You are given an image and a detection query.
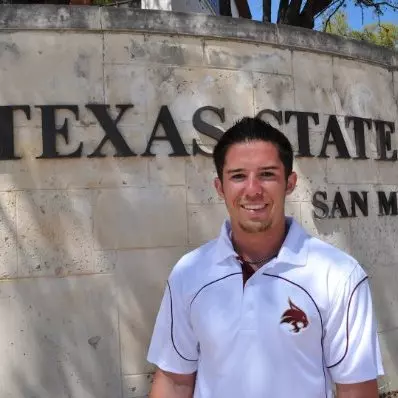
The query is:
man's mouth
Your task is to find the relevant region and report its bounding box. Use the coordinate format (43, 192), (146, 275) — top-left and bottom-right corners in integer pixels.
(240, 204), (268, 211)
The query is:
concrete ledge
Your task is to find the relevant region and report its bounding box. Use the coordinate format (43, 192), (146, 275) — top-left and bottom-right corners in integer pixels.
(0, 4), (396, 68)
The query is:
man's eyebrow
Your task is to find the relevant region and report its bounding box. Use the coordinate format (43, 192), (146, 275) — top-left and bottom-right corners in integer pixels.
(226, 166), (279, 174)
(226, 168), (245, 174)
(258, 166), (279, 171)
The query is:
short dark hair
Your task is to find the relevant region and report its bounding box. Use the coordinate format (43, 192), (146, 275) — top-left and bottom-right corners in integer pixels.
(212, 117), (293, 181)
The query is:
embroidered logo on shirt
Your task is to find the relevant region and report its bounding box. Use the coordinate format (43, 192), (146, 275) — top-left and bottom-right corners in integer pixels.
(280, 298), (309, 333)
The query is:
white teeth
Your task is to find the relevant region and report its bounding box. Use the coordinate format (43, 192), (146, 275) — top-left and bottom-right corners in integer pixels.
(242, 204), (266, 210)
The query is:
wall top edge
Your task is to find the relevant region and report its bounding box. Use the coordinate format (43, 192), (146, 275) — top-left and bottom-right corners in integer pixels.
(0, 4), (397, 68)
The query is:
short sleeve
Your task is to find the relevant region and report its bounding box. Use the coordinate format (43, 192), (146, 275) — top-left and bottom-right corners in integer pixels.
(147, 275), (199, 374)
(324, 264), (384, 384)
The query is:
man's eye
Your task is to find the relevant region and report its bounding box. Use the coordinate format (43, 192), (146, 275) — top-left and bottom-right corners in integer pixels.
(231, 174), (245, 180)
(260, 172), (274, 178)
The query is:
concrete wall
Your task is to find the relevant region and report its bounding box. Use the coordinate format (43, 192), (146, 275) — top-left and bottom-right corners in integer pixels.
(0, 5), (397, 397)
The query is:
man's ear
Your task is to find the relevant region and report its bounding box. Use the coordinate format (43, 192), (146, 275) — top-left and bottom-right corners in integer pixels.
(286, 172), (297, 196)
(214, 177), (225, 199)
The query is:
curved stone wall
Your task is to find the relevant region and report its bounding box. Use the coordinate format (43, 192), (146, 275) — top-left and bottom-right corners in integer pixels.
(0, 5), (397, 397)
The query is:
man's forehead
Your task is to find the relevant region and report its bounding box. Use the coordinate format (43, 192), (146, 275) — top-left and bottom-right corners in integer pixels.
(224, 142), (282, 166)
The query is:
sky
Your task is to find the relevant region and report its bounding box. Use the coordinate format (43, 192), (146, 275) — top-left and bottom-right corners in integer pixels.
(247, 0), (398, 30)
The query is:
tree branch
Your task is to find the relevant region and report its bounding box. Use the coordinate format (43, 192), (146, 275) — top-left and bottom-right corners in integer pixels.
(235, 0), (252, 18)
(322, 0), (345, 31)
(277, 0), (289, 23)
(297, 0), (334, 28)
(286, 0), (303, 24)
(356, 0), (398, 11)
(263, 0), (272, 22)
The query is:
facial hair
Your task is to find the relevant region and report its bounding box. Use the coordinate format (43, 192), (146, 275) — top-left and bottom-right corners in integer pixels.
(238, 218), (273, 233)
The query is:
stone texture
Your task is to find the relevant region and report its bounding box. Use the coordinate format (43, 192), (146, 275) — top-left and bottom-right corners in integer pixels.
(188, 204), (228, 246)
(0, 31), (103, 105)
(0, 192), (17, 279)
(0, 4), (101, 30)
(94, 250), (118, 274)
(0, 275), (121, 398)
(333, 58), (396, 121)
(104, 65), (148, 124)
(116, 247), (187, 375)
(378, 162), (398, 185)
(326, 158), (380, 184)
(288, 157), (328, 203)
(186, 156), (220, 204)
(204, 39), (292, 75)
(146, 66), (254, 122)
(93, 187), (187, 250)
(378, 329), (398, 393)
(349, 214), (397, 276)
(104, 34), (204, 67)
(123, 374), (154, 398)
(285, 201), (301, 222)
(300, 202), (352, 254)
(149, 156), (185, 186)
(101, 8), (148, 31)
(17, 190), (94, 277)
(0, 6), (396, 69)
(292, 51), (335, 114)
(253, 72), (295, 114)
(235, 18), (277, 43)
(371, 263), (398, 333)
(2, 126), (149, 191)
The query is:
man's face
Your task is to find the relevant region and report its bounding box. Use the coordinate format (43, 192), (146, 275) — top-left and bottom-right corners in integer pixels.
(214, 140), (297, 234)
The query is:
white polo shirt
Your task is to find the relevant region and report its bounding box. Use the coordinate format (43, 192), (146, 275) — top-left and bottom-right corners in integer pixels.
(147, 218), (383, 398)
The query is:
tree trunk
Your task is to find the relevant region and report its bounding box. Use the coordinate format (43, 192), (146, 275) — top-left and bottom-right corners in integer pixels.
(219, 0), (232, 16)
(263, 0), (271, 22)
(235, 0), (251, 18)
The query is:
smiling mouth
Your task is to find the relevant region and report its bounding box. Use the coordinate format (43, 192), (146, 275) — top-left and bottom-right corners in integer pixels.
(240, 204), (268, 211)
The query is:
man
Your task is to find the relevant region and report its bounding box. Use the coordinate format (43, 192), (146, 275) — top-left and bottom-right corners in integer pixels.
(147, 117), (383, 398)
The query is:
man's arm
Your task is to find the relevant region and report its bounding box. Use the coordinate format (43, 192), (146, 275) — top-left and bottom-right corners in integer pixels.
(149, 368), (196, 398)
(336, 379), (379, 398)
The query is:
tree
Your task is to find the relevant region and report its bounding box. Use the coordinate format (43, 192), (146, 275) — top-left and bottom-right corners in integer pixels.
(221, 0), (398, 30)
(323, 11), (398, 49)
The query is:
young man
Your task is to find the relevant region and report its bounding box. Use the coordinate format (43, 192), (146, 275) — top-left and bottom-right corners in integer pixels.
(147, 117), (383, 398)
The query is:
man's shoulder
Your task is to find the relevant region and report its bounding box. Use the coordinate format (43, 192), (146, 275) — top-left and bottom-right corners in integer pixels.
(169, 238), (219, 281)
(305, 233), (365, 280)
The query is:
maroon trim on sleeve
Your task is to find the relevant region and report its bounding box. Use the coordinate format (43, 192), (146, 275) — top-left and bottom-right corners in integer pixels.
(327, 276), (368, 369)
(167, 281), (197, 362)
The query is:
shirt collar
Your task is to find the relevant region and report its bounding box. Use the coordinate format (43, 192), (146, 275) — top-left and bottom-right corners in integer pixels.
(214, 217), (309, 267)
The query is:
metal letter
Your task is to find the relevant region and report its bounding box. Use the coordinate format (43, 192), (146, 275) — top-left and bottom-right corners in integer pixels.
(377, 191), (398, 216)
(192, 106), (225, 157)
(87, 104), (136, 158)
(312, 191), (329, 219)
(345, 116), (371, 160)
(285, 111), (319, 158)
(375, 120), (397, 161)
(0, 105), (30, 160)
(142, 106), (189, 157)
(330, 191), (350, 218)
(349, 191), (368, 217)
(319, 115), (350, 159)
(36, 105), (82, 159)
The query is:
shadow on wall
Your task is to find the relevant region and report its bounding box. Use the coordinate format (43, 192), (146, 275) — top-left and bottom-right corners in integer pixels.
(0, 154), (189, 397)
(300, 160), (398, 395)
(0, 169), (123, 397)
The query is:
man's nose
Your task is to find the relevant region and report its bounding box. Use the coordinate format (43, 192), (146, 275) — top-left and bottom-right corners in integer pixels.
(245, 176), (262, 197)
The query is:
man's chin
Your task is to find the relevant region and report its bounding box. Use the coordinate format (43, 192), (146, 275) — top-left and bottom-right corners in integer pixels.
(238, 219), (272, 233)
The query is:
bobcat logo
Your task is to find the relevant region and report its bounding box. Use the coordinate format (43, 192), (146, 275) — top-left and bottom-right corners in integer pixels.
(280, 298), (309, 334)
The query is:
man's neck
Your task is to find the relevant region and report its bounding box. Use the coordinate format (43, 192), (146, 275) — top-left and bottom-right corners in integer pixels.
(231, 220), (287, 265)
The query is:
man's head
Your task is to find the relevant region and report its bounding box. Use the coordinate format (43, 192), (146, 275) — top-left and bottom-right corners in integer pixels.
(213, 117), (297, 234)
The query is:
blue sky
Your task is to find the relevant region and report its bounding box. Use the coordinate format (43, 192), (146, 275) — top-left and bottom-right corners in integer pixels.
(248, 0), (398, 30)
